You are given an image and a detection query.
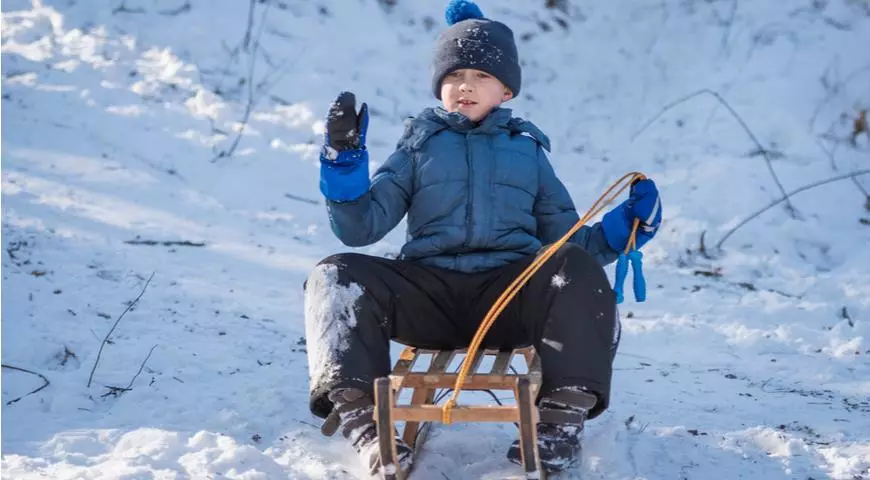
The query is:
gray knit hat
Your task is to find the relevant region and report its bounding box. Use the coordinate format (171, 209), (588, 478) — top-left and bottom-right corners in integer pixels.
(431, 0), (521, 99)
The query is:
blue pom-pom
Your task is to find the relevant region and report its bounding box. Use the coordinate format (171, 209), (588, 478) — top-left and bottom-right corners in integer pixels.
(445, 0), (484, 26)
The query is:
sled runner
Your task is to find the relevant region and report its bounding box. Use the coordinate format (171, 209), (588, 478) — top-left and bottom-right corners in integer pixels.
(374, 346), (549, 479)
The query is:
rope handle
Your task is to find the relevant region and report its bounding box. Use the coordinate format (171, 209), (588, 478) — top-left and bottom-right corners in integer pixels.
(441, 172), (647, 424)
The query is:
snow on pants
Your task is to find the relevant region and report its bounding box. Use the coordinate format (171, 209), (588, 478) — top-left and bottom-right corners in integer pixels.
(303, 243), (620, 421)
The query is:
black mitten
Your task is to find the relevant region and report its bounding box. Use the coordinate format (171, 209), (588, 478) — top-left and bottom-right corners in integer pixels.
(325, 91), (368, 153)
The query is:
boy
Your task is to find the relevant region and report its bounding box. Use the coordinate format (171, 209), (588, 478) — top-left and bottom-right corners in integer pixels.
(304, 0), (662, 476)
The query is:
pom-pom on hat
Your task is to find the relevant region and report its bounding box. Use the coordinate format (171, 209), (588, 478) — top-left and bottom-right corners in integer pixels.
(432, 0), (521, 99)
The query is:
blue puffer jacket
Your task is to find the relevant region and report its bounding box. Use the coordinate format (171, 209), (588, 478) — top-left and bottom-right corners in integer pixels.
(326, 107), (619, 273)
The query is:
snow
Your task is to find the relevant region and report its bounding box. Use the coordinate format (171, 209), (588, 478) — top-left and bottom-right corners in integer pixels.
(2, 0), (869, 479)
(550, 273), (568, 289)
(303, 263), (363, 392)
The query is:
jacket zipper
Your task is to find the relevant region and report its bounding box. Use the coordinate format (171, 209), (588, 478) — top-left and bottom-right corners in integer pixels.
(465, 132), (474, 246)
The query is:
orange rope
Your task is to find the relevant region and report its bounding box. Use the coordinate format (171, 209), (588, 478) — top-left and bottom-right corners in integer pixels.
(441, 172), (647, 424)
(626, 218), (640, 254)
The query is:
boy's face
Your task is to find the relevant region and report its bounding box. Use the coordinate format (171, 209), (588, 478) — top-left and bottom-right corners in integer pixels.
(440, 68), (513, 123)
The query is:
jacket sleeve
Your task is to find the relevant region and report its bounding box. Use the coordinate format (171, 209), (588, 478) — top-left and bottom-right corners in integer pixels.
(325, 147), (413, 247)
(533, 148), (620, 266)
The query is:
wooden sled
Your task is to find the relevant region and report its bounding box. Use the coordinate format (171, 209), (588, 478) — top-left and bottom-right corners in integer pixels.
(373, 346), (545, 479)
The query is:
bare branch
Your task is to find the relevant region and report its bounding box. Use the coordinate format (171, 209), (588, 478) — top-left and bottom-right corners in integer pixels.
(212, 101), (255, 162)
(100, 386), (130, 398)
(698, 230), (712, 260)
(101, 344), (159, 399)
(816, 137), (870, 199)
(212, 0), (274, 162)
(632, 89), (798, 217)
(3, 364), (50, 405)
(715, 170), (870, 250)
(87, 272), (156, 388)
(193, 67), (224, 157)
(212, 44), (242, 99)
(113, 1), (146, 15)
(158, 1), (191, 16)
(242, 0), (257, 52)
(717, 0), (738, 53)
(125, 344), (158, 391)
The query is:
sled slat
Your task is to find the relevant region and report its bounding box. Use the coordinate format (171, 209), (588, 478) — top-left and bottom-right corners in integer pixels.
(523, 348), (537, 369)
(392, 347), (418, 376)
(429, 350), (455, 374)
(468, 349), (486, 375)
(391, 404), (519, 422)
(491, 349), (513, 376)
(399, 373), (520, 389)
(389, 347), (419, 390)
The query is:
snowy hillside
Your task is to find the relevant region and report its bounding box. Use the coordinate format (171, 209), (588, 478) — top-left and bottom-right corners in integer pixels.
(2, 0), (870, 478)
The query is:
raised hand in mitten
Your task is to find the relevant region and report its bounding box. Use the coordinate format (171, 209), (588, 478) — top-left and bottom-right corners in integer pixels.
(320, 92), (370, 202)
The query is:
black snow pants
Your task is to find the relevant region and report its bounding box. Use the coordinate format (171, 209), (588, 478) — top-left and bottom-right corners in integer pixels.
(303, 243), (620, 421)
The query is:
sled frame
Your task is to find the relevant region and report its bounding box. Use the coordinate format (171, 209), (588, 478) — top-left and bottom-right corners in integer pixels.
(374, 346), (544, 479)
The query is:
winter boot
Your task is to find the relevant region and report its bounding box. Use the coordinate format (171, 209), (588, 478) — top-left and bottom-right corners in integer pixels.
(321, 388), (414, 476)
(506, 387), (597, 472)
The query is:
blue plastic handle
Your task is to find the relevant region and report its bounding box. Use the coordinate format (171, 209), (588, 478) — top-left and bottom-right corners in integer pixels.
(613, 253), (629, 304)
(628, 250), (646, 302)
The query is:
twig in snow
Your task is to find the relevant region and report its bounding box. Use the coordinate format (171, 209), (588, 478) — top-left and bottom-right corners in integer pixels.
(284, 193), (320, 205)
(124, 239), (206, 247)
(294, 419), (319, 429)
(632, 89), (798, 217)
(101, 344), (158, 398)
(2, 364), (50, 405)
(59, 346), (78, 366)
(545, 0), (568, 12)
(715, 170), (870, 250)
(125, 344), (158, 390)
(716, 0), (738, 53)
(816, 137), (870, 201)
(87, 272), (155, 388)
(808, 62), (870, 132)
(101, 386), (129, 398)
(158, 1), (191, 16)
(840, 307), (854, 328)
(698, 230), (713, 260)
(112, 1), (146, 15)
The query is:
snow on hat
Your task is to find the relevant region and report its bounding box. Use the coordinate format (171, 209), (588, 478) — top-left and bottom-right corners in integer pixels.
(431, 0), (521, 99)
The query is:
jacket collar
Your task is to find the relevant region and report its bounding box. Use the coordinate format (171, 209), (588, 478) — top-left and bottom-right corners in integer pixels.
(423, 106), (513, 133)
(403, 106), (550, 151)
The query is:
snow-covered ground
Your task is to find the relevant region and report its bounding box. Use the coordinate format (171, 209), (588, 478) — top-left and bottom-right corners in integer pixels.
(2, 0), (869, 478)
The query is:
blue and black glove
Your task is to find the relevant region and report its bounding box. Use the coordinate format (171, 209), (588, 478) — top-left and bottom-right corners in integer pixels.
(602, 178), (662, 252)
(319, 91), (370, 202)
